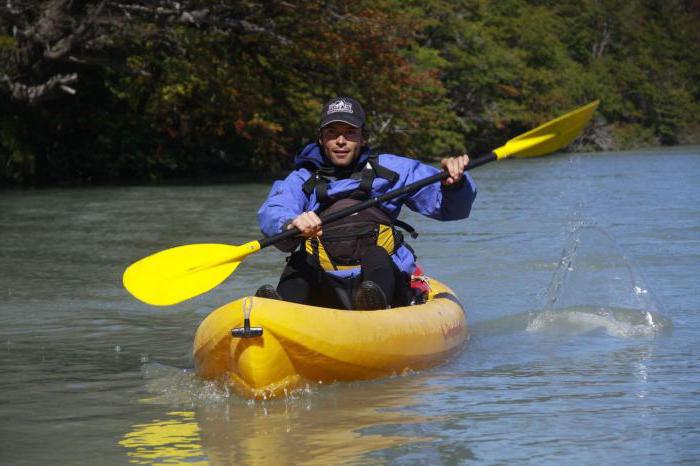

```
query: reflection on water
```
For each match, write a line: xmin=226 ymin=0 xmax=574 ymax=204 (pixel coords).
xmin=119 ymin=411 xmax=206 ymax=465
xmin=120 ymin=365 xmax=455 ymax=465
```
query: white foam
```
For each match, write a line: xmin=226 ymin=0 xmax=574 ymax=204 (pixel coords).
xmin=526 ymin=306 xmax=669 ymax=338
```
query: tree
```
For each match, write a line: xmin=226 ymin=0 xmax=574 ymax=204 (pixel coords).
xmin=1 ymin=0 xmax=457 ymax=184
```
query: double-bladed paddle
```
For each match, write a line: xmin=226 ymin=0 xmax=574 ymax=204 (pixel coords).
xmin=123 ymin=100 xmax=599 ymax=305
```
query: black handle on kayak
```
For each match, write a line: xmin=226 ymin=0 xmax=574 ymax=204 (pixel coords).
xmin=258 ymin=152 xmax=496 ymax=249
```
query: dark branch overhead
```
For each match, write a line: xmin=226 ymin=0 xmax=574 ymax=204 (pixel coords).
xmin=1 ymin=0 xmax=293 ymax=104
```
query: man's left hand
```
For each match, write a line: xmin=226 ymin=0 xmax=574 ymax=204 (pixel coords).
xmin=440 ymin=154 xmax=470 ymax=186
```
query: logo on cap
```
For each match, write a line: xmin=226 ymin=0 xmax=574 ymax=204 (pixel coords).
xmin=327 ymin=99 xmax=353 ymax=115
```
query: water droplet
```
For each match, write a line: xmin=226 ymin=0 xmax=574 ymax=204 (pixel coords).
xmin=645 ymin=312 xmax=654 ymax=327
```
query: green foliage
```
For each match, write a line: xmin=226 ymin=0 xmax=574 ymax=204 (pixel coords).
xmin=1 ymin=0 xmax=699 ymax=185
xmin=0 ymin=102 xmax=33 ymax=184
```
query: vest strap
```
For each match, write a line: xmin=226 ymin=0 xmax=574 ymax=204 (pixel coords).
xmin=367 ymin=155 xmax=399 ymax=183
xmin=394 ymin=219 xmax=418 ymax=239
xmin=301 ymin=154 xmax=399 ymax=200
xmin=298 ymin=155 xmax=415 ymax=271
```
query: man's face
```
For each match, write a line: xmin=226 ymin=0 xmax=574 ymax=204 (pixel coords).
xmin=319 ymin=122 xmax=364 ymax=167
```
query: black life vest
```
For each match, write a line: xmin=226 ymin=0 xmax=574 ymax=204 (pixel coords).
xmin=300 ymin=155 xmax=417 ymax=271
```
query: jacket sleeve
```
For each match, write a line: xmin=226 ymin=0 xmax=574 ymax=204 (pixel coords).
xmin=401 ymin=158 xmax=477 ymax=221
xmin=257 ymin=170 xmax=311 ymax=252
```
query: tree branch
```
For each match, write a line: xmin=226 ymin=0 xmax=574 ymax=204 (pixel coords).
xmin=2 ymin=72 xmax=78 ymax=105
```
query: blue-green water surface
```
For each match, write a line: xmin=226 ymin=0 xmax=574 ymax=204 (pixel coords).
xmin=1 ymin=147 xmax=699 ymax=465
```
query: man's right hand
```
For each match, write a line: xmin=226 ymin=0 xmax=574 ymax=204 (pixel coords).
xmin=287 ymin=211 xmax=323 ymax=238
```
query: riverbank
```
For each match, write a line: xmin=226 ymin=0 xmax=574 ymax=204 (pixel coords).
xmin=3 ymin=141 xmax=699 ymax=189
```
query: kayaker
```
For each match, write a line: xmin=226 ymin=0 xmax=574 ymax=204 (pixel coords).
xmin=256 ymin=96 xmax=477 ymax=310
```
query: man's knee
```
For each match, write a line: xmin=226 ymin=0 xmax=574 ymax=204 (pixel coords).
xmin=361 ymin=245 xmax=391 ymax=263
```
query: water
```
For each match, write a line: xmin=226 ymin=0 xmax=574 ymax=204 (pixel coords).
xmin=1 ymin=147 xmax=699 ymax=465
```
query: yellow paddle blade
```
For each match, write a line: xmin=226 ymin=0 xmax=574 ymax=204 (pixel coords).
xmin=123 ymin=241 xmax=261 ymax=306
xmin=494 ymin=100 xmax=600 ymax=159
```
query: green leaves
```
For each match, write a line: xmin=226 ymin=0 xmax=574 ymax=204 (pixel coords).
xmin=1 ymin=0 xmax=699 ymax=185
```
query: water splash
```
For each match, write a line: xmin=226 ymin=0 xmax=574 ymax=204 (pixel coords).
xmin=527 ymin=305 xmax=667 ymax=337
xmin=138 ymin=362 xmax=318 ymax=407
xmin=527 ymin=224 xmax=670 ymax=337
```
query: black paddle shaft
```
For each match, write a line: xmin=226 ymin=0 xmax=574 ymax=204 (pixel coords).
xmin=258 ymin=152 xmax=497 ymax=249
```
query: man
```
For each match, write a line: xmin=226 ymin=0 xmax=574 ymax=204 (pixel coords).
xmin=257 ymin=96 xmax=476 ymax=310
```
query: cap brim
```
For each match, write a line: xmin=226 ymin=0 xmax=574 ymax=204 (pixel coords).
xmin=321 ymin=119 xmax=360 ymax=128
xmin=320 ymin=113 xmax=363 ymax=128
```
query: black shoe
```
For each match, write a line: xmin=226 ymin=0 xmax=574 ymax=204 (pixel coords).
xmin=353 ymin=281 xmax=388 ymax=310
xmin=255 ymin=284 xmax=282 ymax=300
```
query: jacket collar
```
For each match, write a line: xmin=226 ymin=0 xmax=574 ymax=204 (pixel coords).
xmin=294 ymin=143 xmax=371 ymax=172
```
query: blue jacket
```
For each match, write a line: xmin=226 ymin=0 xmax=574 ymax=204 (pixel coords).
xmin=258 ymin=143 xmax=477 ymax=277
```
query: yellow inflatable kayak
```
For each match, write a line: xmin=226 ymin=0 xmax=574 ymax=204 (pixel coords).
xmin=193 ymin=278 xmax=468 ymax=399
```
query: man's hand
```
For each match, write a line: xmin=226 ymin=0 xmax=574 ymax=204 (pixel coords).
xmin=287 ymin=211 xmax=323 ymax=238
xmin=440 ymin=154 xmax=470 ymax=186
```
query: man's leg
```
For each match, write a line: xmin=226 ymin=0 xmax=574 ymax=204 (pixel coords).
xmin=359 ymin=246 xmax=411 ymax=308
xmin=274 ymin=251 xmax=357 ymax=309
xmin=275 ymin=250 xmax=320 ymax=304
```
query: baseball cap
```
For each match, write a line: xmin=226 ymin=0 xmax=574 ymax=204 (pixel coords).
xmin=319 ymin=97 xmax=366 ymax=129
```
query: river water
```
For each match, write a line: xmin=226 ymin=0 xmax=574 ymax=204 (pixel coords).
xmin=1 ymin=147 xmax=698 ymax=465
